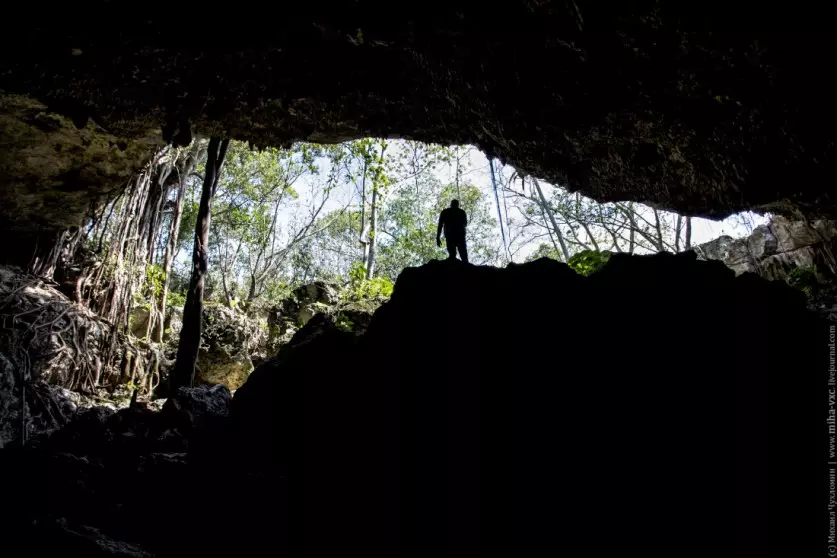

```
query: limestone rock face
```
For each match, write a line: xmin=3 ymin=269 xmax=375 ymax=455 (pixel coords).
xmin=268 ymin=281 xmax=340 ymax=341
xmin=288 ymin=281 xmax=339 ymax=327
xmin=0 ymin=95 xmax=160 ymax=264
xmin=163 ymin=306 xmax=183 ymax=342
xmin=129 ymin=306 xmax=151 ymax=338
xmin=695 ymin=216 xmax=837 ymax=280
xmin=194 ymin=304 xmax=262 ymax=391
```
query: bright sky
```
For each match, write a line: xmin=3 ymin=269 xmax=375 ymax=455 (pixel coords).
xmin=204 ymin=139 xmax=768 ymax=273
xmin=437 ymin=146 xmax=769 ymax=255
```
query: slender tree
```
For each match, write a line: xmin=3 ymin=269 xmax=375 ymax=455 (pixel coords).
xmin=531 ymin=177 xmax=570 ymax=261
xmin=171 ymin=137 xmax=230 ymax=389
xmin=153 ymin=138 xmax=205 ymax=341
xmin=685 ymin=216 xmax=692 ymax=250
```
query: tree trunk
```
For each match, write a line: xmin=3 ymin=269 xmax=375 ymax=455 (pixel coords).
xmin=366 ymin=177 xmax=378 ymax=279
xmin=653 ymin=209 xmax=665 ymax=252
xmin=674 ymin=214 xmax=683 ymax=252
xmin=153 ymin=140 xmax=203 ymax=342
xmin=579 ymin=220 xmax=599 ymax=252
xmin=365 ymin=143 xmax=386 ymax=279
xmin=247 ymin=274 xmax=257 ymax=305
xmin=531 ymin=177 xmax=570 ymax=262
xmin=685 ymin=217 xmax=692 ymax=250
xmin=358 ymin=158 xmax=368 ymax=262
xmin=171 ymin=137 xmax=230 ymax=389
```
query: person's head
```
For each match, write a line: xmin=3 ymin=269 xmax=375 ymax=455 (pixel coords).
xmin=451 ymin=199 xmax=459 ymax=208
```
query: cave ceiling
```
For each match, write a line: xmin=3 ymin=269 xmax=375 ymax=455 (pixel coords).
xmin=0 ymin=3 xmax=834 ymax=253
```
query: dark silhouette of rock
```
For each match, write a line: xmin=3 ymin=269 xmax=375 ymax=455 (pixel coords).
xmin=231 ymin=254 xmax=823 ymax=557
xmin=162 ymin=385 xmax=231 ymax=433
xmin=0 ymin=255 xmax=827 ymax=557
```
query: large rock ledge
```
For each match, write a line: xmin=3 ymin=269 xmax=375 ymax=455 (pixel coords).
xmin=0 ymin=94 xmax=161 ymax=262
xmin=1 ymin=255 xmax=824 ymax=556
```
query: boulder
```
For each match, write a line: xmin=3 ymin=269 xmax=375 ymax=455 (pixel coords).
xmin=129 ymin=306 xmax=151 ymax=338
xmin=334 ymin=301 xmax=383 ymax=336
xmin=0 ymin=265 xmax=112 ymax=387
xmin=266 ymin=281 xmax=343 ymax=354
xmin=130 ymin=305 xmax=183 ymax=342
xmin=164 ymin=306 xmax=183 ymax=342
xmin=1 ymin=352 xmax=78 ymax=448
xmin=276 ymin=281 xmax=340 ymax=328
xmin=194 ymin=304 xmax=261 ymax=391
xmin=162 ymin=385 xmax=231 ymax=432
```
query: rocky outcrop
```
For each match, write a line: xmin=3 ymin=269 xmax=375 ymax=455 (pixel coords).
xmin=195 ymin=304 xmax=263 ymax=391
xmin=0 ymin=265 xmax=113 ymax=386
xmin=1 ymin=256 xmax=826 ymax=556
xmin=0 ymin=265 xmax=122 ymax=446
xmin=0 ymin=95 xmax=160 ymax=264
xmin=266 ymin=282 xmax=386 ymax=356
xmin=695 ymin=216 xmax=837 ymax=280
xmin=270 ymin=281 xmax=339 ymax=333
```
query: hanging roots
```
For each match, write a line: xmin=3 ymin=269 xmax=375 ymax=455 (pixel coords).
xmin=0 ymin=267 xmax=115 ymax=392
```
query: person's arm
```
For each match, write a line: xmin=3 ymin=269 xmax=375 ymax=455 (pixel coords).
xmin=436 ymin=211 xmax=444 ymax=247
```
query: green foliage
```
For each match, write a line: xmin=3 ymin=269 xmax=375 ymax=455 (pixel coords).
xmin=145 ymin=264 xmax=166 ymax=298
xmin=525 ymin=244 xmax=562 ymax=263
xmin=167 ymin=291 xmax=186 ymax=308
xmin=347 ymin=261 xmax=394 ymax=300
xmin=260 ymin=281 xmax=292 ymax=306
xmin=567 ymin=250 xmax=612 ymax=276
xmin=335 ymin=313 xmax=355 ymax=332
xmin=787 ymin=265 xmax=820 ymax=296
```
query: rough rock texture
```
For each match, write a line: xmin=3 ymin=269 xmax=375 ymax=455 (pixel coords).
xmin=266 ymin=282 xmax=384 ymax=355
xmin=0 ymin=264 xmax=172 ymax=445
xmin=0 ymin=11 xmax=835 ymax=247
xmin=128 ymin=306 xmax=152 ymax=338
xmin=195 ymin=304 xmax=263 ymax=390
xmin=1 ymin=256 xmax=827 ymax=556
xmin=273 ymin=281 xmax=340 ymax=330
xmin=0 ymin=371 xmax=77 ymax=449
xmin=0 ymin=265 xmax=112 ymax=386
xmin=695 ymin=216 xmax=837 ymax=279
xmin=163 ymin=306 xmax=183 ymax=342
xmin=334 ymin=301 xmax=384 ymax=336
xmin=0 ymin=94 xmax=160 ymax=263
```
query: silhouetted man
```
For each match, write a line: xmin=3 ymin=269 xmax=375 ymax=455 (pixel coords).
xmin=436 ymin=199 xmax=468 ymax=262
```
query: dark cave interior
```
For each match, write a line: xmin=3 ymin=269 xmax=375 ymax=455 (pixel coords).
xmin=0 ymin=5 xmax=833 ymax=556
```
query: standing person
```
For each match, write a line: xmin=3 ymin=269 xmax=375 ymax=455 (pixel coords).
xmin=436 ymin=199 xmax=468 ymax=263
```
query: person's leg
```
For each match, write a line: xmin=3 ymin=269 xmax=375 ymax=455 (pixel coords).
xmin=445 ymin=238 xmax=457 ymax=259
xmin=458 ymin=240 xmax=468 ymax=263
